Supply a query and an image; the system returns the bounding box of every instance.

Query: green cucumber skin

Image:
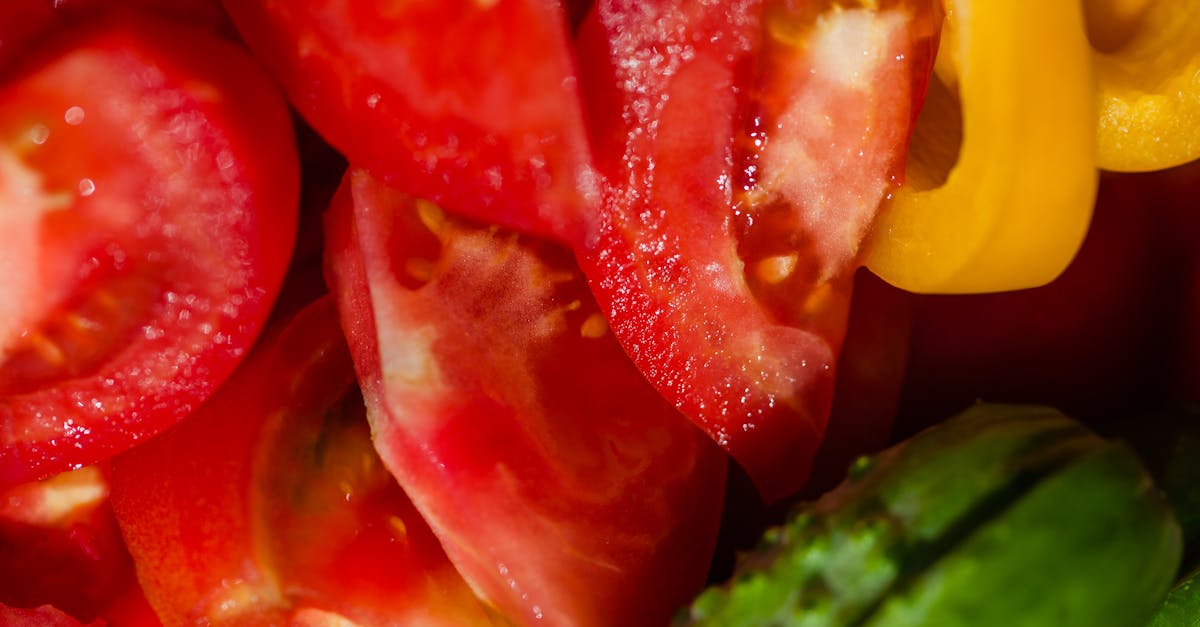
[1149,566,1200,627]
[864,444,1180,627]
[682,405,1182,627]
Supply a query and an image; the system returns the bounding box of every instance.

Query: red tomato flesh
[225,0,938,503]
[325,169,728,626]
[222,0,595,244]
[574,0,938,500]
[0,16,298,485]
[111,297,493,626]
[0,465,136,623]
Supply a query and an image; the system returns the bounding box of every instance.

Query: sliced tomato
[708,268,914,582]
[0,16,298,485]
[573,0,938,500]
[808,269,914,491]
[111,297,494,625]
[222,0,594,244]
[324,169,728,626]
[223,0,937,502]
[0,465,138,623]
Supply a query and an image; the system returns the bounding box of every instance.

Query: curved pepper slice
[864,0,1098,294]
[1088,0,1200,171]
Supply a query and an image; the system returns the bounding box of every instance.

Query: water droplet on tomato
[64,106,85,126]
[77,178,95,197]
[216,150,235,171]
[28,124,49,145]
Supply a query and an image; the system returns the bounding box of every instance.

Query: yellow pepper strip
[863,0,1098,294]
[1089,0,1200,172]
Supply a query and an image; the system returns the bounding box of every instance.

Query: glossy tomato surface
[573,0,939,500]
[221,0,940,503]
[0,15,298,485]
[222,0,594,244]
[0,465,136,622]
[325,169,727,627]
[111,297,493,626]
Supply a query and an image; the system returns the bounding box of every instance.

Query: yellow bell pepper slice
[863,0,1098,294]
[1089,0,1200,172]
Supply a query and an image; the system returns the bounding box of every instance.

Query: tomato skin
[0,16,298,486]
[325,169,728,627]
[111,297,494,626]
[222,0,594,244]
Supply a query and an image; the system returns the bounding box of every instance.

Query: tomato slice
[324,169,728,626]
[0,16,298,485]
[222,0,594,244]
[574,0,938,501]
[111,297,493,625]
[223,0,937,502]
[0,465,137,623]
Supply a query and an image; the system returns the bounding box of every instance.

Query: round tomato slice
[222,0,594,244]
[0,16,298,485]
[111,297,495,626]
[325,169,728,627]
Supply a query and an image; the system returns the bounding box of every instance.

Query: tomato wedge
[223,0,937,501]
[0,465,136,623]
[111,297,493,626]
[0,16,298,485]
[324,169,727,626]
[222,0,594,244]
[574,0,939,500]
